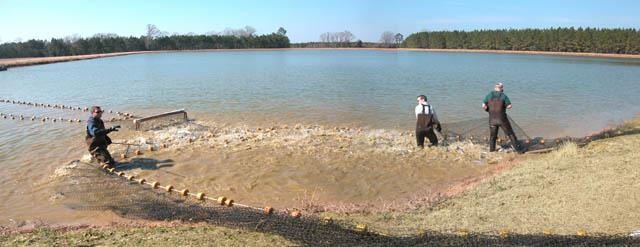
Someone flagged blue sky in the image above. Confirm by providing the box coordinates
[1,0,638,43]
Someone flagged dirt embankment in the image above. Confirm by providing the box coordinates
[0,52,149,68]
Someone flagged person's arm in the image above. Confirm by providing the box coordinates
[87,118,108,137]
[430,106,440,124]
[430,106,442,131]
[482,93,490,110]
[504,94,512,109]
[415,105,421,119]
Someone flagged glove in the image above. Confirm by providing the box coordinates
[108,125,121,132]
[436,124,442,132]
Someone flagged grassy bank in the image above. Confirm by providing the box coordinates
[2,120,639,246]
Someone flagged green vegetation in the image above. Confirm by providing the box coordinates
[0,26,290,59]
[403,27,640,54]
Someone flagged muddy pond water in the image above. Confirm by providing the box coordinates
[1,50,639,226]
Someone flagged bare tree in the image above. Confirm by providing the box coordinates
[319,31,355,44]
[395,33,404,44]
[145,24,161,49]
[221,26,257,37]
[379,31,395,45]
[244,26,256,37]
[64,34,82,43]
[277,27,287,36]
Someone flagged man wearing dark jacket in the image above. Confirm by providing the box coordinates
[482,83,522,153]
[86,106,120,167]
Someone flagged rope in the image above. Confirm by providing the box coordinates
[0,98,137,118]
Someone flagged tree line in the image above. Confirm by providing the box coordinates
[0,25,290,59]
[293,30,403,48]
[402,27,640,54]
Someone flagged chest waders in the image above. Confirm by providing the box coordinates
[416,105,438,147]
[85,117,115,166]
[487,97,521,152]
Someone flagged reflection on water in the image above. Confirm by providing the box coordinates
[0,50,639,226]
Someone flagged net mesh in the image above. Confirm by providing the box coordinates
[441,116,529,143]
[52,161,639,246]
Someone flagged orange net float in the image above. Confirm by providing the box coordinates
[224,198,234,207]
[161,143,168,148]
[120,154,127,159]
[290,211,301,218]
[524,139,530,144]
[195,192,205,200]
[52,118,56,122]
[101,164,109,169]
[135,150,142,156]
[127,175,135,181]
[263,206,274,215]
[137,178,146,184]
[150,181,159,189]
[165,185,173,192]
[31,117,36,121]
[117,172,125,176]
[356,223,368,232]
[178,189,189,196]
[147,146,154,151]
[577,229,588,237]
[499,229,509,239]
[322,217,333,224]
[216,196,227,205]
[539,139,546,144]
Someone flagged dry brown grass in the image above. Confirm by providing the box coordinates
[327,130,640,236]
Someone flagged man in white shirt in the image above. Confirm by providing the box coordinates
[415,95,442,147]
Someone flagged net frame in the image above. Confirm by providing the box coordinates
[133,109,188,131]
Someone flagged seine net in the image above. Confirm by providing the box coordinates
[52,161,638,246]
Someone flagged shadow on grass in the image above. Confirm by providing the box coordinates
[60,163,638,246]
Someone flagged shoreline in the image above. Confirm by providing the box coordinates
[1,48,639,69]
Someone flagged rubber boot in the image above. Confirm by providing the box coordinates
[489,136,497,152]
